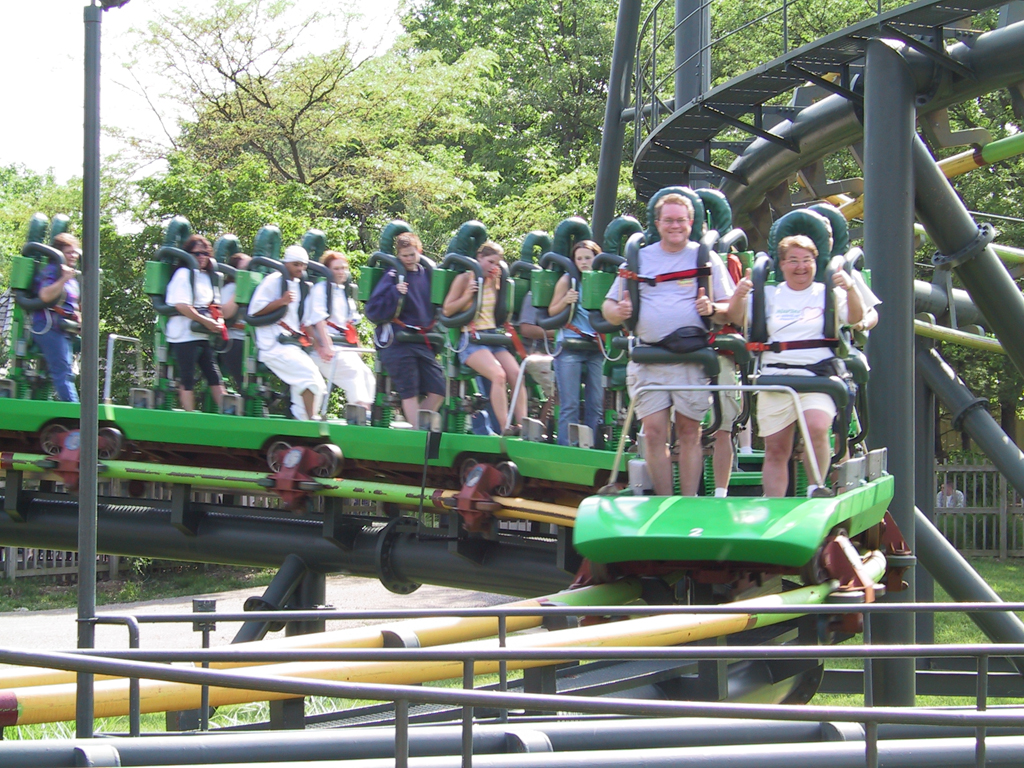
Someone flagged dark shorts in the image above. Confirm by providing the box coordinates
[379,342,445,400]
[170,340,222,391]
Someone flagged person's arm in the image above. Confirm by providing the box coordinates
[443,272,477,316]
[519,322,554,341]
[168,269,221,332]
[548,274,576,315]
[601,276,631,325]
[38,265,75,305]
[221,285,239,321]
[726,269,752,326]
[833,271,864,327]
[312,320,335,361]
[251,277,295,316]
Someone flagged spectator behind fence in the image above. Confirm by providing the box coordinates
[937,481,965,508]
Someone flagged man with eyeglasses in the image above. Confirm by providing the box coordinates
[602,193,733,496]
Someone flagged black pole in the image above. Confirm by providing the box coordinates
[913,336,936,647]
[863,37,916,706]
[77,0,103,738]
[232,554,309,644]
[592,0,642,242]
[912,135,1024,377]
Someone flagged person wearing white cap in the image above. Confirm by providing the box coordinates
[248,244,326,420]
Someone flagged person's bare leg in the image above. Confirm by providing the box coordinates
[802,409,833,488]
[466,350,509,429]
[211,384,226,408]
[178,388,195,412]
[642,410,673,495]
[400,397,420,424]
[675,414,704,496]
[495,350,526,423]
[762,423,796,497]
[302,389,316,420]
[713,428,734,493]
[422,392,444,412]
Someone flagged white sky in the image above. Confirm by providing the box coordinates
[0,0,402,184]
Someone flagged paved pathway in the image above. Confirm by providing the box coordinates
[0,575,514,659]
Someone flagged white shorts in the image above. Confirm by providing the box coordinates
[756,390,837,437]
[258,343,326,421]
[717,355,741,429]
[314,348,376,405]
[523,355,556,399]
[627,360,712,422]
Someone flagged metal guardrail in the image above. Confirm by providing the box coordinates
[3,601,1024,768]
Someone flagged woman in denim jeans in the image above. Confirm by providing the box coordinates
[32,233,81,402]
[548,240,604,446]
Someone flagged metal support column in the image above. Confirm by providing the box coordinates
[592,0,642,241]
[914,336,935,647]
[287,569,327,637]
[863,37,916,706]
[674,0,709,108]
[77,0,103,738]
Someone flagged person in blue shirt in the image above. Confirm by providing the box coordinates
[365,232,445,426]
[32,233,81,402]
[548,239,604,446]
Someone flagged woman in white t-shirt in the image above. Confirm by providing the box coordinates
[729,235,864,497]
[164,235,227,412]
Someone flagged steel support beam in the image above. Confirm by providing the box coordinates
[916,349,1024,496]
[863,37,917,706]
[593,0,642,241]
[913,337,936,647]
[674,0,709,108]
[914,507,1024,674]
[232,554,309,644]
[913,134,1024,378]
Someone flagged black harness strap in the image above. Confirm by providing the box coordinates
[618,265,712,285]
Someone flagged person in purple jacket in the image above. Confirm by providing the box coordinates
[32,233,81,402]
[365,232,445,426]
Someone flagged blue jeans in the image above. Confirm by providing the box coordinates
[32,316,78,403]
[553,349,603,446]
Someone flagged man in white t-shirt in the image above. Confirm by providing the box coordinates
[602,193,733,496]
[248,245,326,420]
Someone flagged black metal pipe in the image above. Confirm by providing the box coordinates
[913,280,986,327]
[912,135,1024,378]
[78,1,104,738]
[913,507,1024,675]
[0,501,571,597]
[592,0,642,241]
[863,36,917,707]
[916,348,1024,497]
[7,717,1024,766]
[232,554,309,644]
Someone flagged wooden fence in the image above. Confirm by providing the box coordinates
[934,462,1024,558]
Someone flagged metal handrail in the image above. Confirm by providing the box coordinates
[103,333,142,404]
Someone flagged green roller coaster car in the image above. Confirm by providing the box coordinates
[573,474,893,567]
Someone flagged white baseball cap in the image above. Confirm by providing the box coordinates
[282,245,309,264]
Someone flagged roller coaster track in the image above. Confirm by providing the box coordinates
[632,0,1009,199]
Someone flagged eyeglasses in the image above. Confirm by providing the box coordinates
[783,258,815,266]
[658,218,691,226]
[189,249,212,256]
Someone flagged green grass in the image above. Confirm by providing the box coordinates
[0,562,274,613]
[812,557,1024,707]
